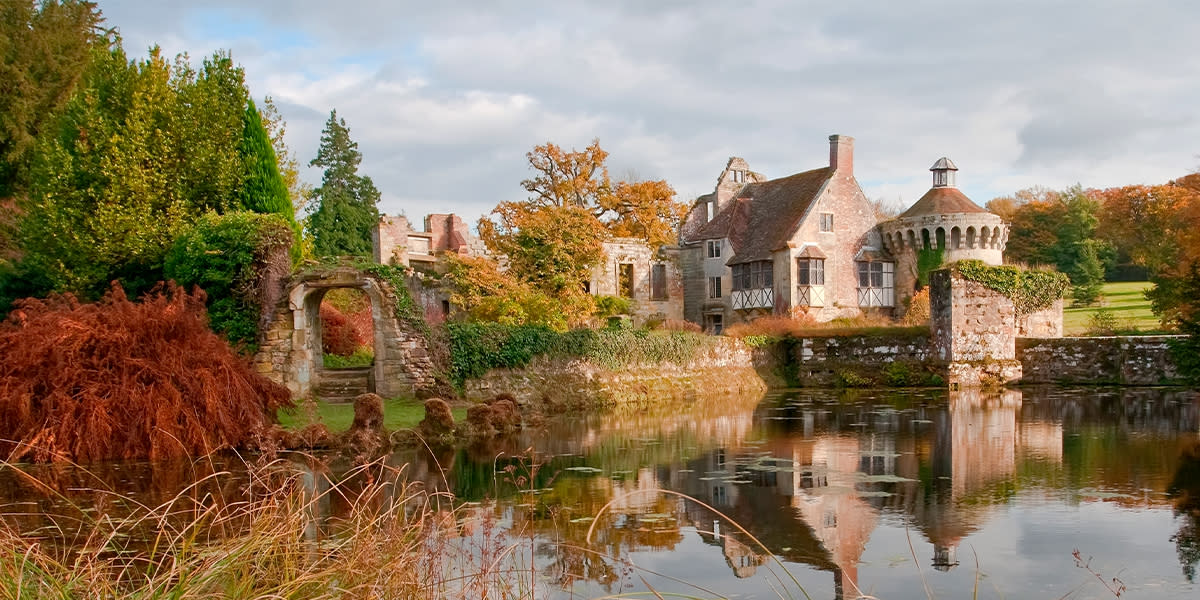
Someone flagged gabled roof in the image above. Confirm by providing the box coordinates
[729,167,833,264]
[898,186,988,219]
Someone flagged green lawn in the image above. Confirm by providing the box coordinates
[1062,281,1162,335]
[277,397,467,433]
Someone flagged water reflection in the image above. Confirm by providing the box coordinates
[2,386,1198,598]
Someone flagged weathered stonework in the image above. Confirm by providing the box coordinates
[462,338,767,409]
[783,333,940,386]
[588,238,684,324]
[929,269,1022,386]
[1017,335,1187,385]
[1016,301,1064,338]
[254,266,436,400]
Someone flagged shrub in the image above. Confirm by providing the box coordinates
[163,212,293,350]
[320,303,366,356]
[324,347,375,368]
[594,295,633,319]
[1086,308,1118,336]
[660,319,702,333]
[900,288,931,326]
[0,283,293,463]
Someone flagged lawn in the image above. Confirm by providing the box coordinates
[277,397,468,432]
[1062,281,1163,335]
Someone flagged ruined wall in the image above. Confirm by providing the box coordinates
[929,269,1023,386]
[589,238,684,324]
[1017,300,1064,338]
[1017,335,1187,385]
[254,267,436,400]
[782,332,940,386]
[462,338,768,409]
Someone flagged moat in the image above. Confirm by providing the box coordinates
[5,385,1199,599]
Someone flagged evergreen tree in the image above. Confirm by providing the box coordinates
[238,98,301,260]
[307,110,380,258]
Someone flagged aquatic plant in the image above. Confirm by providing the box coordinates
[0,283,292,463]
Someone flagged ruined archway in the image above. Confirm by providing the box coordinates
[255,266,435,400]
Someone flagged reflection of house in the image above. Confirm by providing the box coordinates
[678,135,1010,332]
[373,213,487,271]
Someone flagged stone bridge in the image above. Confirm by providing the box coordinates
[254,266,435,400]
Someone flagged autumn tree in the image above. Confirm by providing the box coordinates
[307,110,380,258]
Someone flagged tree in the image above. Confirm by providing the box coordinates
[985,186,1058,222]
[0,0,104,197]
[603,180,687,249]
[307,110,380,258]
[1001,185,1110,304]
[259,96,313,216]
[521,140,613,209]
[238,98,301,261]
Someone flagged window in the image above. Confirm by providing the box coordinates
[856,261,895,307]
[619,263,634,298]
[796,258,825,286]
[650,264,668,301]
[706,201,714,222]
[732,261,773,291]
[708,276,722,298]
[819,213,834,233]
[706,240,722,259]
[705,313,723,335]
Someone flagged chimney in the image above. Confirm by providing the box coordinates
[829,134,854,175]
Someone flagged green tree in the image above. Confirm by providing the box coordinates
[13,43,254,299]
[307,110,380,258]
[1053,186,1112,305]
[0,0,104,197]
[238,98,301,260]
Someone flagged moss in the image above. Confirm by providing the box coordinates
[952,259,1070,316]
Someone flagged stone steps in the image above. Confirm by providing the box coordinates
[315,367,373,403]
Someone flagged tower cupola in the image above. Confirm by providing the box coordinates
[930,157,958,188]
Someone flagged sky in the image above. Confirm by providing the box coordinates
[99,0,1200,224]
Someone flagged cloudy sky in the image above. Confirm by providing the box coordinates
[100,0,1200,223]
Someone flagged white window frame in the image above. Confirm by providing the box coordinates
[819,213,834,233]
[707,240,722,259]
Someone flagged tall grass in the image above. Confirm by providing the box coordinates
[0,455,822,600]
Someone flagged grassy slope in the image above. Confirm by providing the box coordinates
[1062,281,1162,335]
[277,397,467,432]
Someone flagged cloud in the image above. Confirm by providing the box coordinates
[95,0,1200,219]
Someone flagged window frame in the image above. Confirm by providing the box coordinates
[618,263,635,298]
[819,213,834,233]
[706,240,722,259]
[796,258,825,286]
[650,263,668,301]
[708,276,723,299]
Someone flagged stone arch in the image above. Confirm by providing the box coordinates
[950,226,961,249]
[921,228,932,250]
[907,229,918,250]
[256,266,435,400]
[935,227,946,251]
[979,226,991,248]
[966,226,976,249]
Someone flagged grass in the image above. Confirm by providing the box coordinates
[276,397,467,432]
[1063,281,1163,335]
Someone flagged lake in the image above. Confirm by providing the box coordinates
[3,385,1199,599]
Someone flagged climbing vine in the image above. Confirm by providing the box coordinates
[353,260,429,335]
[917,248,945,288]
[954,259,1070,316]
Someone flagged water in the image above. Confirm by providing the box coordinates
[3,386,1199,599]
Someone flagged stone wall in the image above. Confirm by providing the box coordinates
[589,238,684,324]
[782,332,939,386]
[462,337,767,409]
[1017,300,1064,338]
[1017,335,1187,385]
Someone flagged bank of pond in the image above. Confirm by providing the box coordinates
[2,385,1199,599]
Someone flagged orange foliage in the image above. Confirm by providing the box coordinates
[0,283,293,463]
[1095,183,1200,275]
[319,302,365,355]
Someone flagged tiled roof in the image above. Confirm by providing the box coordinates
[726,167,833,265]
[898,186,988,219]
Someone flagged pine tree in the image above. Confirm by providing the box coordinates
[307,110,380,258]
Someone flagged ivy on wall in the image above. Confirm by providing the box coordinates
[917,248,946,288]
[445,323,719,388]
[954,259,1070,316]
[354,260,429,335]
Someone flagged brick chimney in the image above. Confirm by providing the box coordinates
[829,134,854,175]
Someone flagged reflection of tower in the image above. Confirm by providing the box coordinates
[916,389,1022,570]
[723,536,764,578]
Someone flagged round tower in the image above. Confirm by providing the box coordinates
[880,158,1008,300]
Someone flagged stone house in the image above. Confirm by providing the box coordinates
[679,135,885,333]
[679,136,1011,333]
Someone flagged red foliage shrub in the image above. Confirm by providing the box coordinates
[0,283,293,463]
[319,302,365,356]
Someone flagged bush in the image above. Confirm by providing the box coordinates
[594,295,633,319]
[660,319,702,333]
[0,283,292,463]
[1086,308,1118,336]
[164,212,293,350]
[324,347,374,368]
[320,303,365,356]
[900,288,931,326]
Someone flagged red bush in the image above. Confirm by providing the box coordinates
[319,302,366,356]
[0,283,293,463]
